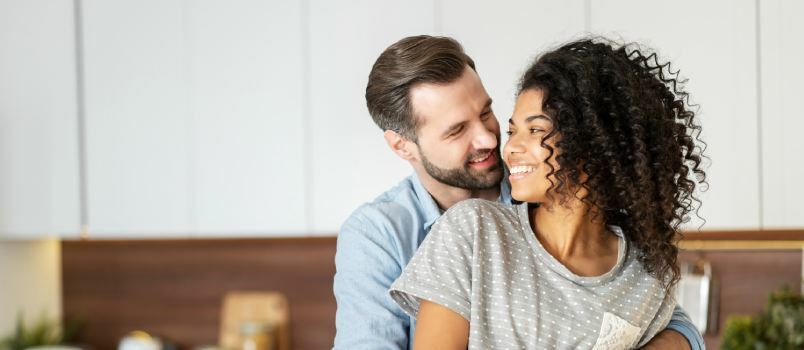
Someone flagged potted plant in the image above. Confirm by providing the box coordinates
[0,313,83,350]
[720,286,804,350]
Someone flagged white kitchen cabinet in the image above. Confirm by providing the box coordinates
[440,0,586,149]
[590,0,760,230]
[308,0,436,232]
[759,0,804,228]
[82,0,193,236]
[4,1,793,238]
[82,0,308,236]
[0,0,81,239]
[186,0,306,235]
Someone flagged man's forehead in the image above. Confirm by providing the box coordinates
[409,70,490,126]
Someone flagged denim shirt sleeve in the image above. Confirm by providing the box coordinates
[666,304,706,349]
[333,212,409,350]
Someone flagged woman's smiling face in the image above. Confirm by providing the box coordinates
[504,89,560,203]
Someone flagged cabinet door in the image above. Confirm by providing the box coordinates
[308,0,436,232]
[82,0,192,236]
[187,0,306,235]
[0,0,80,238]
[440,0,585,147]
[760,0,804,228]
[83,0,308,237]
[591,0,760,230]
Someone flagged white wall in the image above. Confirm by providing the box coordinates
[308,0,436,232]
[81,0,193,236]
[590,0,761,230]
[0,0,801,238]
[0,0,81,238]
[81,0,308,237]
[760,0,804,228]
[0,240,62,337]
[440,0,586,130]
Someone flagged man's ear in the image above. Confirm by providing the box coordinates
[383,130,417,161]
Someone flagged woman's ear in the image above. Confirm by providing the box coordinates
[384,130,416,161]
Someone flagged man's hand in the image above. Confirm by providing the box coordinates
[640,329,692,350]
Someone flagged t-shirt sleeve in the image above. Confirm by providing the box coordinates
[636,287,679,348]
[388,201,479,321]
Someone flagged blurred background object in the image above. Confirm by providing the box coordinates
[59,238,332,350]
[719,287,803,350]
[220,292,290,350]
[118,330,176,350]
[676,260,713,333]
[0,313,83,350]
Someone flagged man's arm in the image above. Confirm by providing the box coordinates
[642,305,705,349]
[333,213,408,350]
[642,329,691,350]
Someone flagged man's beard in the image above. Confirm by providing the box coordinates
[420,147,504,190]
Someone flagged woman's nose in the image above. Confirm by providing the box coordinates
[504,134,522,155]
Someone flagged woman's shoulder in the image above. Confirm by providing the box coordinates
[446,198,517,218]
[618,239,674,291]
[431,199,522,242]
[441,199,519,226]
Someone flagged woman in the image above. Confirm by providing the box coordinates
[389,37,706,349]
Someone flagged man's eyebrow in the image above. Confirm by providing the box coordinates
[508,114,550,124]
[443,99,494,137]
[443,121,466,137]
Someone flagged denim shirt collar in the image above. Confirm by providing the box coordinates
[410,173,442,233]
[411,170,514,233]
[500,168,514,205]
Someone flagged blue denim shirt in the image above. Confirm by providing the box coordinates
[333,173,704,349]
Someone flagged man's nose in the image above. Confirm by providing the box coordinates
[472,125,497,150]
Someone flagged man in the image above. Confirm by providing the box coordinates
[333,35,704,350]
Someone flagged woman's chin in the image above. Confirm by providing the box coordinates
[511,190,540,203]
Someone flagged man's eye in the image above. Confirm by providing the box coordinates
[480,111,492,120]
[450,126,464,136]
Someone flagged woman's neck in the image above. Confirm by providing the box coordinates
[530,199,619,276]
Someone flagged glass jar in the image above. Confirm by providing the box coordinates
[239,321,274,350]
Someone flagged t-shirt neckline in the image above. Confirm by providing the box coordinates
[516,202,628,287]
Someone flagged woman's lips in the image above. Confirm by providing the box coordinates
[508,172,530,181]
[507,164,537,181]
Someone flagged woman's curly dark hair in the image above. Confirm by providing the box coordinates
[518,37,707,289]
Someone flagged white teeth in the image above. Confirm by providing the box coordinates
[509,165,535,174]
[470,153,490,163]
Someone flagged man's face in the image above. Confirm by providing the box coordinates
[408,66,504,190]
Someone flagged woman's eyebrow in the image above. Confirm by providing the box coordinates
[508,114,550,125]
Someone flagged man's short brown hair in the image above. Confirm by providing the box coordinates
[365,35,476,141]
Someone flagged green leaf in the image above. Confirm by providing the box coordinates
[721,286,804,350]
[0,311,85,350]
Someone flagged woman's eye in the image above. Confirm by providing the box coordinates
[530,128,543,134]
[505,130,513,136]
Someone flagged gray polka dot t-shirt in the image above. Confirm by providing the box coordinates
[389,199,676,349]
